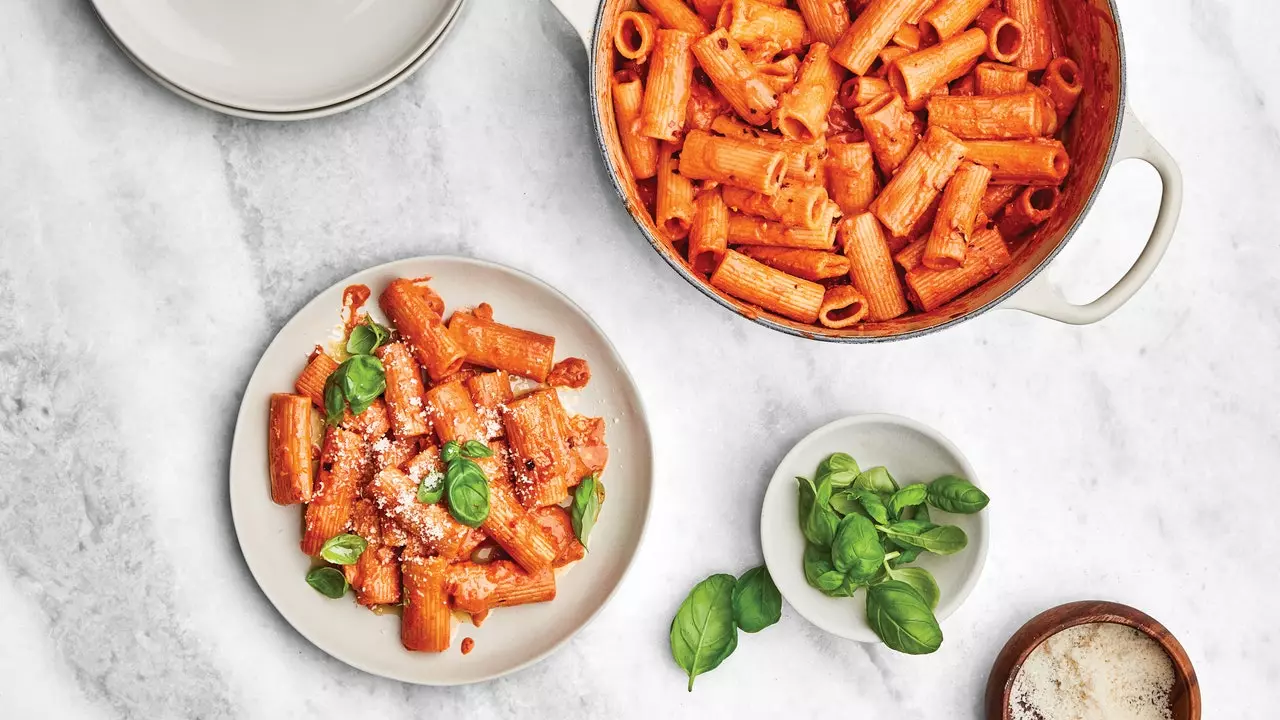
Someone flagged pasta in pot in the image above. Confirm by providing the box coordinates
[604,0,1084,328]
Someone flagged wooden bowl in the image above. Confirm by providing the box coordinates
[985,600,1201,720]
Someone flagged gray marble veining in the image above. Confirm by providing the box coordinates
[1,0,1277,717]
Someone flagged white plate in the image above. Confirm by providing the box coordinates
[93,0,465,121]
[92,0,464,113]
[760,414,989,644]
[229,257,654,684]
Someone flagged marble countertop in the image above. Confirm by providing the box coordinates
[1,1,1276,717]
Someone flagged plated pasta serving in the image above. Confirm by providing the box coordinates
[266,276,612,655]
[607,0,1083,328]
[231,258,651,683]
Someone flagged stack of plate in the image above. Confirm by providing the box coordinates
[91,0,467,120]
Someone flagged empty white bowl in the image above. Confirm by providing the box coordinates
[760,414,989,643]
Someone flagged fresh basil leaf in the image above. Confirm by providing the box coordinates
[306,566,349,599]
[832,514,884,583]
[441,440,461,464]
[881,521,968,555]
[670,574,739,692]
[319,534,368,565]
[849,488,890,525]
[803,542,836,589]
[829,490,865,517]
[865,580,943,654]
[822,469,860,489]
[815,570,848,594]
[571,474,603,549]
[346,319,391,355]
[445,457,490,528]
[854,466,898,494]
[818,452,860,477]
[323,371,346,426]
[926,475,990,514]
[914,503,931,523]
[890,545,923,567]
[731,566,781,633]
[888,483,928,520]
[417,470,445,504]
[341,354,386,415]
[461,440,494,459]
[891,567,941,610]
[797,477,838,548]
[346,325,375,355]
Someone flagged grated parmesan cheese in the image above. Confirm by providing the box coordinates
[1010,623,1175,720]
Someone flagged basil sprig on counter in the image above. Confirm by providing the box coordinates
[669,565,780,691]
[571,474,603,549]
[324,318,391,425]
[422,440,493,528]
[796,453,990,655]
[731,566,782,634]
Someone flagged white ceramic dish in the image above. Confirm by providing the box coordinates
[760,414,989,643]
[92,0,464,116]
[228,256,653,684]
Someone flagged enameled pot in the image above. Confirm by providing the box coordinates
[550,0,1182,341]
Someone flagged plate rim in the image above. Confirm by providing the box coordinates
[90,0,466,118]
[759,412,990,643]
[228,255,655,685]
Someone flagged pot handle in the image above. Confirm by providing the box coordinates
[1000,107,1183,324]
[548,0,597,50]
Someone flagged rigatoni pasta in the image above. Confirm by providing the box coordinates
[604,0,1083,328]
[831,0,922,75]
[269,276,607,653]
[689,186,730,273]
[657,141,697,239]
[678,130,787,195]
[614,11,661,61]
[1004,0,1054,70]
[825,140,879,215]
[267,393,313,505]
[739,246,850,281]
[709,249,825,323]
[612,70,659,180]
[692,28,778,126]
[718,0,808,55]
[722,184,829,228]
[923,161,992,270]
[774,42,844,142]
[796,0,851,46]
[926,90,1055,139]
[639,29,697,141]
[975,61,1028,95]
[840,212,909,322]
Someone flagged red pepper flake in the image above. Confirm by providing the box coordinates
[461,637,475,655]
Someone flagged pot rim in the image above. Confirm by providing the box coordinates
[586,0,1128,343]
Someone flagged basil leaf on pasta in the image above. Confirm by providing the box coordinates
[345,319,390,356]
[417,470,445,504]
[461,440,494,459]
[306,567,348,599]
[571,474,603,549]
[445,457,490,528]
[319,534,368,565]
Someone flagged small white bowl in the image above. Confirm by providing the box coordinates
[760,414,989,643]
